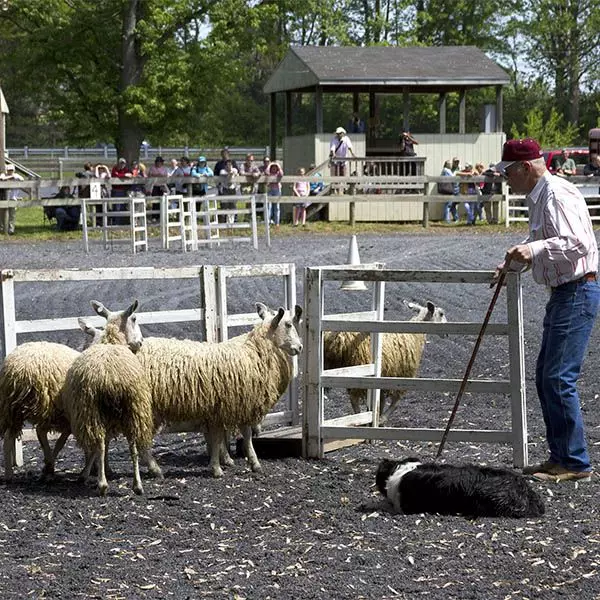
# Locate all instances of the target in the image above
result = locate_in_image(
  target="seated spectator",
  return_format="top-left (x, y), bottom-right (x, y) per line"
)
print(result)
top-left (347, 112), bottom-right (366, 134)
top-left (584, 153), bottom-right (600, 177)
top-left (557, 149), bottom-right (577, 177)
top-left (46, 186), bottom-right (81, 231)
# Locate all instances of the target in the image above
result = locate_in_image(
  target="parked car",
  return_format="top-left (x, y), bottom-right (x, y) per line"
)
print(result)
top-left (543, 148), bottom-right (589, 175)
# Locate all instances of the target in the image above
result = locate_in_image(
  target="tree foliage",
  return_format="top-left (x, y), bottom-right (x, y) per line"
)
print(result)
top-left (0, 0), bottom-right (597, 151)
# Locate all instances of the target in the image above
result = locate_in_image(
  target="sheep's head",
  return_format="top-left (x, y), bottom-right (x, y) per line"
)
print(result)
top-left (91, 299), bottom-right (143, 353)
top-left (256, 302), bottom-right (303, 356)
top-left (405, 300), bottom-right (447, 325)
top-left (77, 317), bottom-right (104, 350)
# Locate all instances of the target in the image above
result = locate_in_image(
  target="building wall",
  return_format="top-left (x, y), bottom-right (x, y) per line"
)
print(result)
top-left (283, 132), bottom-right (506, 222)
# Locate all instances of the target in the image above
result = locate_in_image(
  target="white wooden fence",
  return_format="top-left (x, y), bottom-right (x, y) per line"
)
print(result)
top-left (303, 267), bottom-right (528, 467)
top-left (0, 263), bottom-right (298, 465)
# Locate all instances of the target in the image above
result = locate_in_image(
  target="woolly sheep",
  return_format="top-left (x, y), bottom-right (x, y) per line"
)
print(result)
top-left (322, 300), bottom-right (447, 422)
top-left (137, 302), bottom-right (303, 478)
top-left (0, 299), bottom-right (142, 480)
top-left (61, 343), bottom-right (156, 496)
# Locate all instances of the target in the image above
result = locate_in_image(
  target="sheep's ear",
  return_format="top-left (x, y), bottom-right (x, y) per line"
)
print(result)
top-left (78, 317), bottom-right (100, 337)
top-left (293, 305), bottom-right (303, 324)
top-left (404, 300), bottom-right (422, 312)
top-left (256, 302), bottom-right (269, 321)
top-left (91, 300), bottom-right (109, 318)
top-left (426, 301), bottom-right (435, 315)
top-left (124, 299), bottom-right (139, 317)
top-left (271, 307), bottom-right (285, 328)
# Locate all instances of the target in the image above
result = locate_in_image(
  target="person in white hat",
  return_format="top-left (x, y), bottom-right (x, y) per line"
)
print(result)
top-left (0, 164), bottom-right (24, 235)
top-left (329, 126), bottom-right (356, 195)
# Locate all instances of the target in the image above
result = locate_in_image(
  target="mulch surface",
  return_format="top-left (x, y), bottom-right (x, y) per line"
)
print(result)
top-left (0, 228), bottom-right (599, 599)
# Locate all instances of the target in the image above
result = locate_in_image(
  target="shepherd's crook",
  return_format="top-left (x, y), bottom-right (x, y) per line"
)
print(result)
top-left (436, 258), bottom-right (512, 459)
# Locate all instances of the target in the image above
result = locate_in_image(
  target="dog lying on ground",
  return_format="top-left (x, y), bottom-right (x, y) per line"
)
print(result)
top-left (376, 458), bottom-right (545, 518)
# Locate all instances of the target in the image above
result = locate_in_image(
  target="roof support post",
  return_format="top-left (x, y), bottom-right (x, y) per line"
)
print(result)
top-left (458, 89), bottom-right (466, 134)
top-left (285, 91), bottom-right (292, 137)
top-left (269, 93), bottom-right (277, 161)
top-left (315, 86), bottom-right (323, 133)
top-left (403, 87), bottom-right (410, 130)
top-left (438, 92), bottom-right (447, 134)
top-left (495, 85), bottom-right (503, 133)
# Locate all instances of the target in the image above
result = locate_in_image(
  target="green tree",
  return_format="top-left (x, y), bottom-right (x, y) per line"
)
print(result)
top-left (510, 107), bottom-right (579, 147)
top-left (0, 0), bottom-right (216, 161)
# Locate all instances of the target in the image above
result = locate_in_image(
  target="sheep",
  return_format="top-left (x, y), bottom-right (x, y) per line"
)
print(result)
top-left (136, 302), bottom-right (303, 478)
top-left (0, 299), bottom-right (142, 480)
top-left (322, 300), bottom-right (447, 422)
top-left (61, 343), bottom-right (156, 496)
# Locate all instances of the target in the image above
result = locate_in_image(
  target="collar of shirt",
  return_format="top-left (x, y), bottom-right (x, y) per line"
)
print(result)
top-left (527, 171), bottom-right (552, 205)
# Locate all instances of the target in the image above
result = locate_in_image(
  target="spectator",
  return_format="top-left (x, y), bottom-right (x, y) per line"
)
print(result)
top-left (94, 163), bottom-right (111, 200)
top-left (257, 156), bottom-right (271, 195)
top-left (583, 153), bottom-right (600, 177)
top-left (190, 156), bottom-right (213, 196)
top-left (239, 153), bottom-right (260, 196)
top-left (214, 148), bottom-right (238, 183)
top-left (456, 162), bottom-right (478, 225)
top-left (168, 158), bottom-right (179, 176)
top-left (218, 159), bottom-right (239, 224)
top-left (266, 161), bottom-right (283, 227)
top-left (110, 158), bottom-right (132, 198)
top-left (130, 160), bottom-right (147, 194)
top-left (147, 156), bottom-right (169, 221)
top-left (172, 156), bottom-right (192, 195)
top-left (76, 162), bottom-right (94, 199)
top-left (481, 162), bottom-right (502, 224)
top-left (308, 163), bottom-right (324, 196)
top-left (293, 167), bottom-right (311, 227)
top-left (329, 127), bottom-right (356, 195)
top-left (46, 185), bottom-right (81, 232)
top-left (347, 112), bottom-right (366, 134)
top-left (557, 149), bottom-right (577, 177)
top-left (399, 130), bottom-right (418, 157)
top-left (0, 163), bottom-right (25, 235)
top-left (440, 159), bottom-right (458, 223)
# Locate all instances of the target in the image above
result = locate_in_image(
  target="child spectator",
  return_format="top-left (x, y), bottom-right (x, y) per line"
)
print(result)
top-left (266, 161), bottom-right (283, 227)
top-left (293, 167), bottom-right (310, 227)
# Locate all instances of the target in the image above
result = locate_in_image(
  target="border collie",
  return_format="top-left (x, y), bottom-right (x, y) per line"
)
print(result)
top-left (376, 458), bottom-right (545, 518)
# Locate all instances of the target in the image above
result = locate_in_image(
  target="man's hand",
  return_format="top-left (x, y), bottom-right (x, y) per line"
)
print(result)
top-left (490, 245), bottom-right (531, 288)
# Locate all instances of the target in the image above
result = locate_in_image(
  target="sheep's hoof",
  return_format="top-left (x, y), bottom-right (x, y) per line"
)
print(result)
top-left (211, 467), bottom-right (224, 478)
top-left (98, 484), bottom-right (109, 497)
top-left (133, 485), bottom-right (144, 496)
top-left (221, 455), bottom-right (234, 467)
top-left (41, 464), bottom-right (55, 477)
top-left (148, 467), bottom-right (164, 480)
top-left (250, 462), bottom-right (262, 473)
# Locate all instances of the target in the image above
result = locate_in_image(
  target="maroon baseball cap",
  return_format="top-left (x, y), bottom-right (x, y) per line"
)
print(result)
top-left (495, 138), bottom-right (543, 173)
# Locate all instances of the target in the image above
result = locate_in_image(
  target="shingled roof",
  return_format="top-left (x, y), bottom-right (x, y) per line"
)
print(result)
top-left (264, 46), bottom-right (510, 94)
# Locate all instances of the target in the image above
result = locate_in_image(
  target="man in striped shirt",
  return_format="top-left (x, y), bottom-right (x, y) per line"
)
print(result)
top-left (493, 138), bottom-right (599, 482)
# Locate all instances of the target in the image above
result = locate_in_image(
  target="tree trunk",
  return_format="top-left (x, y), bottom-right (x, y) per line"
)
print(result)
top-left (116, 0), bottom-right (146, 163)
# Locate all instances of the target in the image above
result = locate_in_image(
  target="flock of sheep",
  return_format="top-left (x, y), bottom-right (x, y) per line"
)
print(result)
top-left (0, 295), bottom-right (445, 496)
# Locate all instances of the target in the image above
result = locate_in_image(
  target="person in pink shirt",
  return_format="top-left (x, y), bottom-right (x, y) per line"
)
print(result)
top-left (492, 138), bottom-right (599, 483)
top-left (266, 161), bottom-right (283, 226)
top-left (292, 167), bottom-right (310, 227)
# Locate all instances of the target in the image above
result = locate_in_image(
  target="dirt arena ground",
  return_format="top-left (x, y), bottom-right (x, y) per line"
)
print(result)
top-left (0, 229), bottom-right (598, 599)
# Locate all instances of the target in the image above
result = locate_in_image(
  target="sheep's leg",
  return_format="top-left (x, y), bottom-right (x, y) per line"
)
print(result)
top-left (80, 448), bottom-right (97, 483)
top-left (206, 426), bottom-right (224, 478)
top-left (142, 448), bottom-right (164, 479)
top-left (219, 430), bottom-right (234, 467)
top-left (96, 438), bottom-right (109, 496)
top-left (241, 425), bottom-right (261, 473)
top-left (350, 391), bottom-right (362, 414)
top-left (51, 431), bottom-right (70, 463)
top-left (36, 428), bottom-right (56, 477)
top-left (3, 431), bottom-right (16, 480)
top-left (381, 395), bottom-right (400, 423)
top-left (128, 439), bottom-right (144, 496)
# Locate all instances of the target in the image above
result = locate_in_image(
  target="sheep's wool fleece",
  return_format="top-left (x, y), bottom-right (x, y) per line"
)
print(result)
top-left (0, 342), bottom-right (80, 436)
top-left (322, 331), bottom-right (425, 401)
top-left (62, 344), bottom-right (154, 452)
top-left (138, 327), bottom-right (292, 430)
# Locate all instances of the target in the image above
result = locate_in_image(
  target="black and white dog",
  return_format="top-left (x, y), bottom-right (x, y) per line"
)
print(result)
top-left (376, 458), bottom-right (545, 518)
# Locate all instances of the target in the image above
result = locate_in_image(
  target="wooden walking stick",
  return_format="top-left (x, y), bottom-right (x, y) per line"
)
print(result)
top-left (436, 258), bottom-right (512, 459)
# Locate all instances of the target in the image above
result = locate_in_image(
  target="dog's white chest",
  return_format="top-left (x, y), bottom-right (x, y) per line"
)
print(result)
top-left (386, 461), bottom-right (421, 512)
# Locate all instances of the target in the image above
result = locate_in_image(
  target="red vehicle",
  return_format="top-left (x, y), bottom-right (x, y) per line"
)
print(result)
top-left (543, 148), bottom-right (589, 175)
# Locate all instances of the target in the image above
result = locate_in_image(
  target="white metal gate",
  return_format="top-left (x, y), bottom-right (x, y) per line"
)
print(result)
top-left (303, 267), bottom-right (528, 467)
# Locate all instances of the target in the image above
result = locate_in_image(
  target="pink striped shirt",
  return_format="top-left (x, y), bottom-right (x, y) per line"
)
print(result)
top-left (511, 172), bottom-right (598, 287)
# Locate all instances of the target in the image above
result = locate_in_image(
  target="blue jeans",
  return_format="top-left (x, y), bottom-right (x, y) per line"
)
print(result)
top-left (443, 200), bottom-right (458, 222)
top-left (535, 279), bottom-right (600, 471)
top-left (268, 190), bottom-right (281, 225)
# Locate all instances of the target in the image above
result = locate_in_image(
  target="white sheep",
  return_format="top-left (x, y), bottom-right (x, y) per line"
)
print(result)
top-left (322, 300), bottom-right (446, 422)
top-left (61, 343), bottom-right (156, 496)
top-left (137, 302), bottom-right (303, 477)
top-left (0, 299), bottom-right (142, 480)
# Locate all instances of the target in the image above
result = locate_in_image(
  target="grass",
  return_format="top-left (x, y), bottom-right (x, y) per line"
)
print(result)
top-left (3, 205), bottom-right (530, 242)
